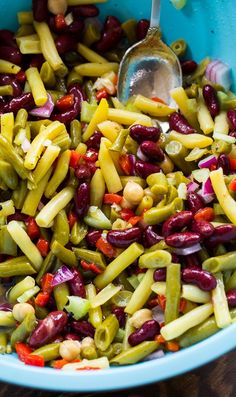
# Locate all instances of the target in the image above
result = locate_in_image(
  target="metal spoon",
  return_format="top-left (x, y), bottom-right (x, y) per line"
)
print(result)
top-left (117, 0), bottom-right (182, 105)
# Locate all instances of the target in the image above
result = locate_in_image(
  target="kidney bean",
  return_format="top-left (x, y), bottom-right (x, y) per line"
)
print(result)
top-left (64, 333), bottom-right (81, 341)
top-left (86, 230), bottom-right (102, 247)
top-left (68, 268), bottom-right (85, 298)
top-left (74, 182), bottom-right (90, 218)
top-left (162, 211), bottom-right (193, 238)
top-left (130, 124), bottom-right (161, 143)
top-left (153, 268), bottom-right (166, 282)
top-left (128, 320), bottom-right (160, 346)
top-left (136, 19), bottom-right (150, 41)
top-left (6, 92), bottom-right (35, 113)
top-left (95, 16), bottom-right (123, 53)
top-left (186, 192), bottom-right (204, 214)
top-left (32, 0), bottom-right (48, 22)
top-left (67, 20), bottom-right (84, 36)
top-left (0, 30), bottom-right (16, 47)
top-left (0, 45), bottom-right (22, 65)
top-left (29, 311), bottom-right (68, 348)
top-left (52, 83), bottom-right (86, 124)
top-left (226, 289), bottom-right (236, 307)
top-left (169, 112), bottom-right (196, 134)
top-left (165, 232), bottom-right (201, 248)
top-left (72, 5), bottom-right (99, 18)
top-left (207, 224), bottom-right (236, 247)
top-left (181, 59), bottom-right (198, 75)
top-left (185, 253), bottom-right (201, 268)
top-left (85, 131), bottom-right (102, 150)
top-left (229, 130), bottom-right (236, 139)
top-left (139, 141), bottom-right (164, 163)
top-left (227, 109), bottom-right (236, 130)
top-left (142, 226), bottom-right (163, 248)
top-left (7, 212), bottom-right (29, 222)
top-left (202, 84), bottom-right (220, 118)
top-left (0, 75), bottom-right (22, 97)
top-left (30, 54), bottom-right (45, 69)
top-left (217, 154), bottom-right (230, 175)
top-left (86, 161), bottom-right (97, 176)
top-left (75, 164), bottom-right (91, 181)
top-left (191, 219), bottom-right (214, 238)
top-left (55, 34), bottom-right (77, 55)
top-left (182, 266), bottom-right (217, 291)
top-left (112, 307), bottom-right (126, 328)
top-left (71, 320), bottom-right (95, 338)
top-left (171, 253), bottom-right (180, 263)
top-left (135, 160), bottom-right (160, 179)
top-left (107, 227), bottom-right (141, 248)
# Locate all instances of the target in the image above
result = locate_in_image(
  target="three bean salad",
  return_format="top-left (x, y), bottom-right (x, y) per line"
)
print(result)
top-left (0, 0), bottom-right (235, 371)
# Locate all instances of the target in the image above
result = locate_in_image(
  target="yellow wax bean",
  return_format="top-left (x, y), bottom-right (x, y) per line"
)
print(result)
top-left (82, 98), bottom-right (109, 141)
top-left (0, 59), bottom-right (21, 74)
top-left (85, 284), bottom-right (102, 328)
top-left (125, 269), bottom-right (154, 315)
top-left (98, 138), bottom-right (122, 193)
top-left (107, 108), bottom-right (152, 126)
top-left (89, 283), bottom-right (122, 308)
top-left (7, 221), bottom-right (43, 271)
top-left (77, 43), bottom-right (108, 64)
top-left (1, 112), bottom-right (14, 142)
top-left (22, 168), bottom-right (52, 216)
top-left (212, 272), bottom-right (231, 328)
top-left (17, 11), bottom-right (33, 24)
top-left (90, 169), bottom-right (106, 208)
top-left (170, 86), bottom-right (199, 129)
top-left (45, 150), bottom-right (70, 198)
top-left (36, 187), bottom-right (74, 228)
top-left (169, 130), bottom-right (213, 149)
top-left (197, 100), bottom-right (214, 135)
top-left (134, 95), bottom-right (176, 117)
top-left (74, 62), bottom-right (118, 77)
top-left (210, 168), bottom-right (236, 225)
top-left (19, 39), bottom-right (41, 54)
top-left (214, 111), bottom-right (229, 135)
top-left (97, 120), bottom-right (121, 142)
top-left (25, 67), bottom-right (48, 106)
top-left (32, 145), bottom-right (60, 184)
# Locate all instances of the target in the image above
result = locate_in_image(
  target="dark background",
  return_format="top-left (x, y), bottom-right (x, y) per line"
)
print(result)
top-left (0, 349), bottom-right (235, 397)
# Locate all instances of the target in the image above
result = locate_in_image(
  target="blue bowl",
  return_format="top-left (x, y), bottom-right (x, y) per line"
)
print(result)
top-left (0, 0), bottom-right (236, 391)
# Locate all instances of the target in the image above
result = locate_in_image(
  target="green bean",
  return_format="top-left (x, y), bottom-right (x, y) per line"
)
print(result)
top-left (84, 206), bottom-right (111, 229)
top-left (0, 226), bottom-right (17, 256)
top-left (52, 131), bottom-right (71, 151)
top-left (67, 70), bottom-right (83, 88)
top-left (70, 221), bottom-right (88, 246)
top-left (51, 240), bottom-right (76, 267)
top-left (16, 24), bottom-right (35, 37)
top-left (36, 252), bottom-right (56, 285)
top-left (0, 200), bottom-right (14, 218)
top-left (8, 276), bottom-right (35, 304)
top-left (44, 150), bottom-right (70, 199)
top-left (90, 169), bottom-right (106, 208)
top-left (81, 344), bottom-right (97, 360)
top-left (203, 251), bottom-right (236, 273)
top-left (0, 333), bottom-right (7, 353)
top-left (0, 85), bottom-right (13, 96)
top-left (81, 101), bottom-right (97, 123)
top-left (111, 290), bottom-right (132, 307)
top-left (52, 210), bottom-right (70, 246)
top-left (94, 243), bottom-right (144, 289)
top-left (40, 61), bottom-right (56, 88)
top-left (165, 140), bottom-right (194, 174)
top-left (127, 275), bottom-right (140, 290)
top-left (0, 160), bottom-right (18, 190)
top-left (14, 109), bottom-right (28, 134)
top-left (17, 286), bottom-right (40, 303)
top-left (226, 269), bottom-right (236, 290)
top-left (139, 250), bottom-right (172, 269)
top-left (0, 256), bottom-right (36, 277)
top-left (110, 129), bottom-right (129, 152)
top-left (144, 197), bottom-right (183, 225)
top-left (165, 263), bottom-right (181, 324)
top-left (10, 312), bottom-right (36, 347)
top-left (124, 269), bottom-right (154, 315)
top-left (170, 38), bottom-right (187, 57)
top-left (0, 311), bottom-right (16, 327)
top-left (70, 120), bottom-right (82, 149)
top-left (53, 282), bottom-right (70, 311)
top-left (121, 19), bottom-right (137, 43)
top-left (147, 172), bottom-right (168, 195)
top-left (27, 120), bottom-right (51, 138)
top-left (94, 314), bottom-right (119, 351)
top-left (212, 272), bottom-right (231, 328)
top-left (32, 343), bottom-right (60, 361)
top-left (12, 180), bottom-right (27, 210)
top-left (84, 80), bottom-right (97, 103)
top-left (82, 23), bottom-right (101, 47)
top-left (34, 304), bottom-right (49, 319)
top-left (116, 271), bottom-right (134, 292)
top-left (179, 315), bottom-right (219, 348)
top-left (0, 59), bottom-right (21, 74)
top-left (85, 284), bottom-right (102, 328)
top-left (110, 341), bottom-right (159, 365)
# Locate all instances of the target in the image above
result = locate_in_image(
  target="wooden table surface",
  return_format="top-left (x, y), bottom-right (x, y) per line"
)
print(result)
top-left (0, 349), bottom-right (235, 397)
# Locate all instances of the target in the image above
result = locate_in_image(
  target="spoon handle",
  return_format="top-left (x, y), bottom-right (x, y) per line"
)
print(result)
top-left (150, 0), bottom-right (161, 28)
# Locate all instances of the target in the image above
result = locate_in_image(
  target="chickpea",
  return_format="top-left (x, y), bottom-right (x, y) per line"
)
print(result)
top-left (123, 181), bottom-right (144, 206)
top-left (59, 340), bottom-right (81, 361)
top-left (120, 197), bottom-right (134, 209)
top-left (12, 303), bottom-right (35, 323)
top-left (81, 336), bottom-right (95, 350)
top-left (47, 0), bottom-right (67, 16)
top-left (129, 309), bottom-right (153, 329)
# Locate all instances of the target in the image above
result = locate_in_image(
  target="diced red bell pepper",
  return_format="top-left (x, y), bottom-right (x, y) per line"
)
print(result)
top-left (96, 88), bottom-right (108, 101)
top-left (52, 358), bottom-right (81, 369)
top-left (56, 94), bottom-right (75, 111)
top-left (76, 366), bottom-right (100, 371)
top-left (96, 237), bottom-right (117, 258)
top-left (128, 215), bottom-right (142, 226)
top-left (230, 158), bottom-right (236, 171)
top-left (103, 193), bottom-right (122, 205)
top-left (55, 14), bottom-right (67, 30)
top-left (229, 178), bottom-right (236, 192)
top-left (158, 295), bottom-right (166, 311)
top-left (35, 291), bottom-right (50, 307)
top-left (15, 342), bottom-right (33, 362)
top-left (80, 260), bottom-right (103, 274)
top-left (82, 149), bottom-right (98, 162)
top-left (24, 354), bottom-right (45, 367)
top-left (68, 211), bottom-right (77, 229)
top-left (36, 238), bottom-right (49, 257)
top-left (119, 154), bottom-right (132, 175)
top-left (16, 70), bottom-right (26, 84)
top-left (151, 96), bottom-right (166, 104)
top-left (26, 217), bottom-right (40, 240)
top-left (70, 150), bottom-right (81, 169)
top-left (120, 208), bottom-right (135, 221)
top-left (194, 207), bottom-right (215, 222)
top-left (41, 273), bottom-right (54, 293)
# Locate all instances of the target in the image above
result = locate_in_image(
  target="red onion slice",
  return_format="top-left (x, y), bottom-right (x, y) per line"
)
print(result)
top-left (142, 349), bottom-right (165, 361)
top-left (198, 154), bottom-right (217, 169)
top-left (29, 93), bottom-right (54, 118)
top-left (51, 265), bottom-right (75, 287)
top-left (187, 181), bottom-right (199, 192)
top-left (173, 243), bottom-right (202, 256)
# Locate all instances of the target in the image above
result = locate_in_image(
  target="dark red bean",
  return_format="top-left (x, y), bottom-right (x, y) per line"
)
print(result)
top-left (52, 83), bottom-right (86, 124)
top-left (165, 232), bottom-right (201, 248)
top-left (71, 320), bottom-right (95, 338)
top-left (32, 0), bottom-right (48, 22)
top-left (227, 109), bottom-right (236, 130)
top-left (169, 112), bottom-right (196, 134)
top-left (75, 164), bottom-right (91, 180)
top-left (153, 268), bottom-right (166, 282)
top-left (74, 182), bottom-right (90, 218)
top-left (186, 192), bottom-right (204, 214)
top-left (0, 74), bottom-right (22, 97)
top-left (0, 30), bottom-right (16, 47)
top-left (30, 54), bottom-right (45, 69)
top-left (29, 311), bottom-right (68, 348)
top-left (171, 253), bottom-right (180, 263)
top-left (229, 130), bottom-right (236, 139)
top-left (130, 124), bottom-right (161, 143)
top-left (139, 141), bottom-right (164, 163)
top-left (86, 230), bottom-right (102, 247)
top-left (135, 160), bottom-right (160, 179)
top-left (64, 333), bottom-right (81, 341)
top-left (7, 212), bottom-right (29, 222)
top-left (0, 46), bottom-right (22, 65)
top-left (181, 60), bottom-right (198, 75)
top-left (136, 19), bottom-right (150, 41)
top-left (226, 289), bottom-right (236, 307)
top-left (55, 34), bottom-right (77, 55)
top-left (128, 320), bottom-right (160, 346)
top-left (182, 266), bottom-right (217, 291)
top-left (191, 220), bottom-right (215, 238)
top-left (112, 307), bottom-right (126, 328)
top-left (107, 227), bottom-right (141, 248)
top-left (162, 211), bottom-right (193, 238)
top-left (6, 92), bottom-right (35, 114)
top-left (217, 154), bottom-right (230, 175)
top-left (85, 131), bottom-right (102, 150)
top-left (86, 161), bottom-right (97, 176)
top-left (72, 5), bottom-right (99, 18)
top-left (207, 224), bottom-right (236, 247)
top-left (68, 268), bottom-right (86, 298)
top-left (202, 84), bottom-right (220, 118)
top-left (185, 253), bottom-right (201, 268)
top-left (95, 16), bottom-right (122, 53)
top-left (67, 20), bottom-right (84, 35)
top-left (142, 226), bottom-right (163, 248)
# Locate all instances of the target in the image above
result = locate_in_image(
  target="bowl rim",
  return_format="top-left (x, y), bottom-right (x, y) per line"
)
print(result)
top-left (0, 322), bottom-right (235, 392)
